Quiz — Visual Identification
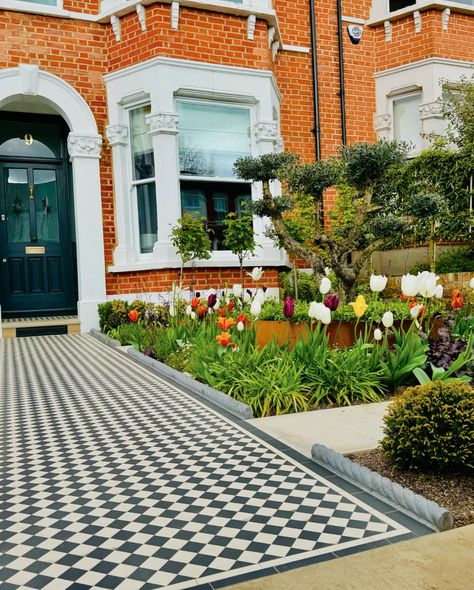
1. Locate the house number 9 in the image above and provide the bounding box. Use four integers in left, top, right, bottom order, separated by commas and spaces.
24, 134, 33, 145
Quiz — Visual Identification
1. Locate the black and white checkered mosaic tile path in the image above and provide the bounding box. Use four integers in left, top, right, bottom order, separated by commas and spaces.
1, 335, 429, 590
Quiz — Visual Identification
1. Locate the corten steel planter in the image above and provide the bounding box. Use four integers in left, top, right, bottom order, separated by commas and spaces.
255, 317, 444, 349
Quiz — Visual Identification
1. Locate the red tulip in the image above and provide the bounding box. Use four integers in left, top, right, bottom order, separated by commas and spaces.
128, 309, 139, 323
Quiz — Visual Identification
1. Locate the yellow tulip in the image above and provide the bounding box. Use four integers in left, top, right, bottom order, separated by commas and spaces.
350, 295, 368, 319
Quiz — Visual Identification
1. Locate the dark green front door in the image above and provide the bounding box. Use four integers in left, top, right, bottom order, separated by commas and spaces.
0, 160, 76, 317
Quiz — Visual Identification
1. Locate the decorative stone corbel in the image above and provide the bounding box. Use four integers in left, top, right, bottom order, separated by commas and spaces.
414, 10, 421, 33
247, 15, 256, 40
268, 26, 275, 47
374, 113, 392, 132
271, 40, 279, 62
105, 124, 129, 147
419, 102, 443, 120
254, 121, 278, 144
136, 4, 146, 32
384, 20, 392, 42
67, 134, 103, 159
146, 112, 179, 135
171, 1, 179, 30
111, 15, 121, 42
442, 8, 450, 31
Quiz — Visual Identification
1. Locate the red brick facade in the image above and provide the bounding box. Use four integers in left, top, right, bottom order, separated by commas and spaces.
1, 1, 473, 299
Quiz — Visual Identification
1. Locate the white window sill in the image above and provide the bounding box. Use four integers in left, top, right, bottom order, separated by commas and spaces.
108, 251, 287, 273
368, 1, 474, 26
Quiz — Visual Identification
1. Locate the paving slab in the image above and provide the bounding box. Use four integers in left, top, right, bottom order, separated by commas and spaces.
250, 402, 391, 457
226, 524, 474, 590
1, 335, 428, 590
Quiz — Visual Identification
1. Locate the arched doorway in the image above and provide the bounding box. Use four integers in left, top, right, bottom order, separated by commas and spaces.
0, 111, 77, 317
0, 65, 106, 332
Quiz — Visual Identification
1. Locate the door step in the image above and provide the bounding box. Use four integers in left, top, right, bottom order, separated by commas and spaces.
1, 316, 80, 338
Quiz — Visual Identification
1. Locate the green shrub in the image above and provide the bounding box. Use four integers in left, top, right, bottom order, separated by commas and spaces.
382, 381, 474, 473
436, 247, 474, 274
110, 323, 160, 352
279, 270, 318, 302
165, 343, 194, 372
98, 299, 129, 332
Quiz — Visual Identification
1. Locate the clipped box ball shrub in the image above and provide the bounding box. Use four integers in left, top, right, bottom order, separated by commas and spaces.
382, 381, 474, 473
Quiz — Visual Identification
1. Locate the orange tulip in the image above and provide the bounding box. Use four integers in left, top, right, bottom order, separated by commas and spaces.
191, 297, 200, 310
216, 332, 232, 347
409, 300, 426, 318
217, 317, 235, 331
451, 289, 464, 310
236, 313, 250, 325
197, 305, 207, 318
128, 309, 139, 323
217, 307, 227, 317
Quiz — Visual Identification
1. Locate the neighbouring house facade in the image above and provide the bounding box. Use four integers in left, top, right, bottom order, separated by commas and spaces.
0, 0, 473, 332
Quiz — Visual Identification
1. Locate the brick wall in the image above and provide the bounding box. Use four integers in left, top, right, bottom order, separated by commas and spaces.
2, 2, 474, 297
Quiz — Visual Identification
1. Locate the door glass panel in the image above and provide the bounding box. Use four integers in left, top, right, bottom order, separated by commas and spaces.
34, 169, 60, 242
0, 120, 62, 159
5, 168, 30, 243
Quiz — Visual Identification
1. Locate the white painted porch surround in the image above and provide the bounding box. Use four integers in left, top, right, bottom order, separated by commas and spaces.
0, 65, 106, 334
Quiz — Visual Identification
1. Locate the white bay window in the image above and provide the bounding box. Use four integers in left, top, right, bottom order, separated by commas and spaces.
392, 93, 422, 154
105, 56, 284, 272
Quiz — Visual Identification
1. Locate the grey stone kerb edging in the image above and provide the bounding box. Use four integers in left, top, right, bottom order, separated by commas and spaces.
89, 329, 253, 420
311, 443, 453, 532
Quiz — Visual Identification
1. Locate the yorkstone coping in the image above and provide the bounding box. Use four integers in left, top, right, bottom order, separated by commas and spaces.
311, 443, 453, 532
89, 328, 122, 348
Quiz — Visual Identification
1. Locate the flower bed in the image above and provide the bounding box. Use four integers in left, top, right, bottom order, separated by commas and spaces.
98, 270, 474, 419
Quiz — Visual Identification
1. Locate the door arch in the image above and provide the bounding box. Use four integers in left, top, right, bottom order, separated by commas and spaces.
0, 65, 106, 332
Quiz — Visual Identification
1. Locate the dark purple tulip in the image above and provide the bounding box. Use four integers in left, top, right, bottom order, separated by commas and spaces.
283, 296, 295, 319
207, 293, 217, 308
324, 294, 340, 311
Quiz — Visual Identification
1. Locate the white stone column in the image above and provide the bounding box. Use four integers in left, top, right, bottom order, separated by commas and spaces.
146, 112, 181, 266
67, 133, 107, 332
105, 124, 136, 266
253, 121, 286, 264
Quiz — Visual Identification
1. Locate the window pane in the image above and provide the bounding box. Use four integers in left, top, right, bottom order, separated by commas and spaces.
34, 169, 59, 243
393, 94, 422, 152
180, 181, 251, 251
6, 169, 30, 244
389, 0, 416, 11
22, 0, 57, 5
130, 105, 154, 180
177, 102, 251, 178
137, 182, 157, 253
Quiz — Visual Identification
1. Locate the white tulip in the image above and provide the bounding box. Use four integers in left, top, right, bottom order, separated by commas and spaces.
250, 299, 261, 317
243, 291, 251, 303
410, 304, 423, 319
434, 284, 444, 299
190, 311, 196, 320
417, 271, 438, 298
233, 284, 243, 298
401, 274, 419, 297
324, 267, 331, 277
373, 328, 383, 341
255, 288, 266, 305
237, 321, 245, 332
319, 305, 332, 325
319, 277, 332, 295
381, 311, 394, 328
208, 307, 213, 315
249, 267, 264, 282
308, 301, 319, 320
185, 305, 192, 316
370, 274, 388, 293
469, 277, 474, 289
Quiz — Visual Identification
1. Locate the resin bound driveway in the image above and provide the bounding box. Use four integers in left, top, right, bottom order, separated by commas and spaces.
1, 334, 433, 590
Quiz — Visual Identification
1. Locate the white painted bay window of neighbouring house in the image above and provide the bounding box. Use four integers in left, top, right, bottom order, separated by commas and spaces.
177, 100, 253, 251
129, 104, 158, 254
393, 93, 422, 154
21, 0, 58, 4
